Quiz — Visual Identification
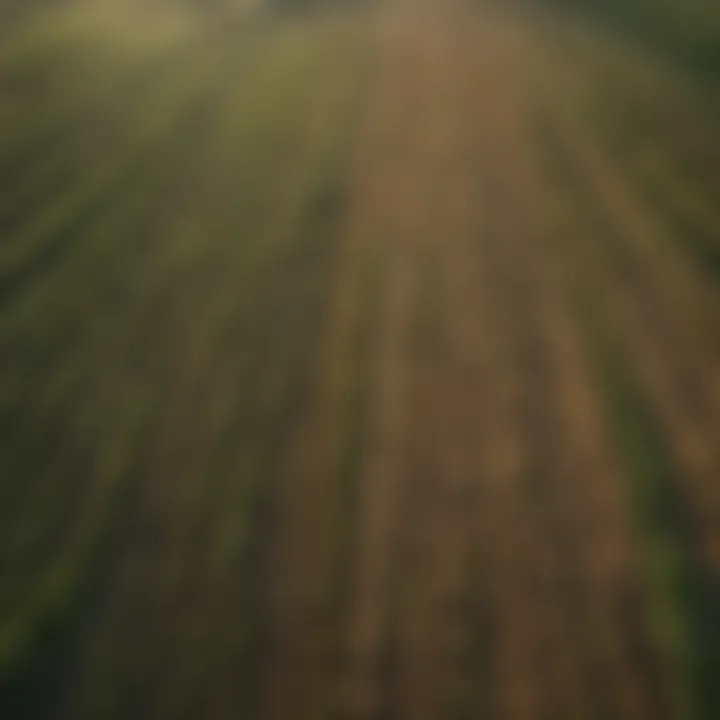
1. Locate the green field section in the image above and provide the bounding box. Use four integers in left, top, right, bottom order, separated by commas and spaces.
0, 5, 368, 717
545, 0, 720, 77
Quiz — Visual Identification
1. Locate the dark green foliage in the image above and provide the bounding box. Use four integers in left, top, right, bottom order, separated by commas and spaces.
547, 0, 720, 79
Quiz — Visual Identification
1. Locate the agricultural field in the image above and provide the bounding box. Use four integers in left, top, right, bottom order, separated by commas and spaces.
0, 0, 719, 718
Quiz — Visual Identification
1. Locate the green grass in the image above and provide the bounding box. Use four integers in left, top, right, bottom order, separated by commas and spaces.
536, 113, 720, 720
0, 4, 369, 716
546, 0, 720, 80
565, 51, 720, 280
581, 294, 720, 720
538, 0, 720, 281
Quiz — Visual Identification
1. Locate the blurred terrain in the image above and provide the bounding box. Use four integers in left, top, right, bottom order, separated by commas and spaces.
1, 0, 719, 718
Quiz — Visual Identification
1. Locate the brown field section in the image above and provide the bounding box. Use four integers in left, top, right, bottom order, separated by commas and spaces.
263, 2, 720, 719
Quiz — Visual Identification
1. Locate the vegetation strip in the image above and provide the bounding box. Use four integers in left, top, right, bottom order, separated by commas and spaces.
537, 110, 720, 720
